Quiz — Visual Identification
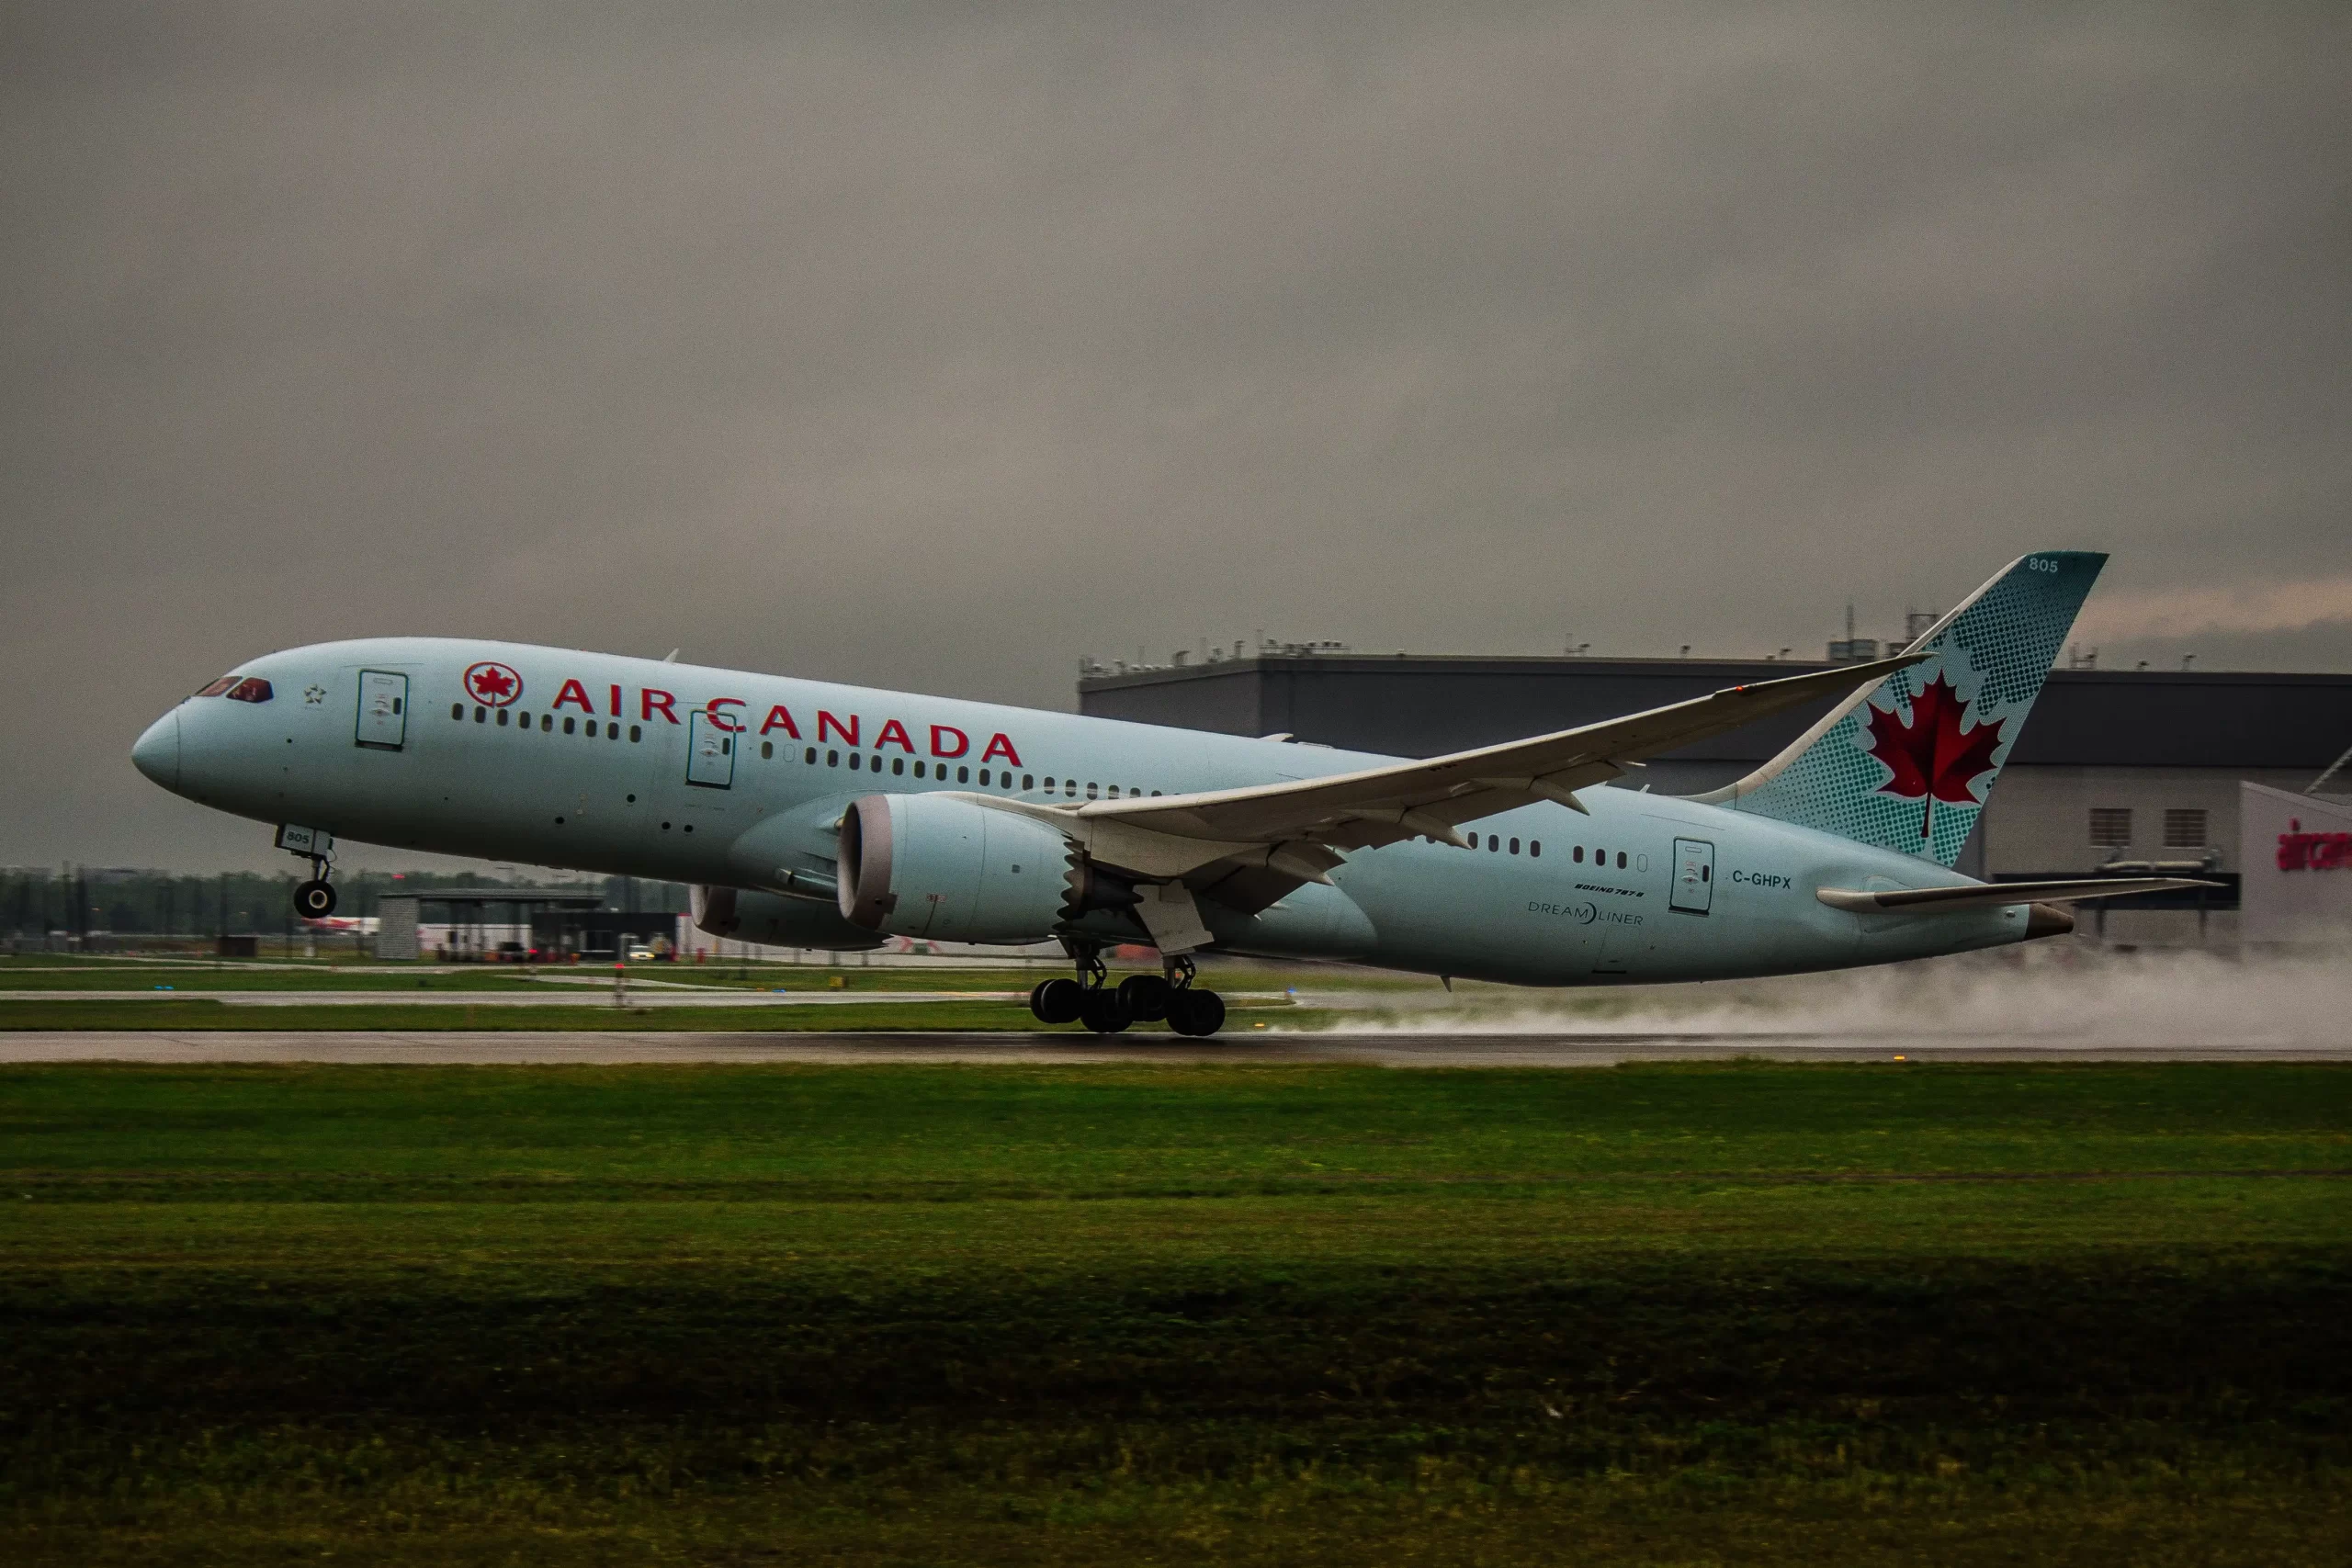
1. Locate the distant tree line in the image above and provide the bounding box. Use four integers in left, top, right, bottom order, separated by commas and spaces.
0, 867, 690, 938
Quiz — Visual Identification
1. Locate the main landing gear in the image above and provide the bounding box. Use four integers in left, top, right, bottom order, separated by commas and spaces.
1028, 944, 1227, 1037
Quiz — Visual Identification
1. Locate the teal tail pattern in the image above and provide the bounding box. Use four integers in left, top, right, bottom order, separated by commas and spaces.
1693, 551, 2107, 867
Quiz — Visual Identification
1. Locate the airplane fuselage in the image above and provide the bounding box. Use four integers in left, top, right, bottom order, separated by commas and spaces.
133, 637, 2026, 984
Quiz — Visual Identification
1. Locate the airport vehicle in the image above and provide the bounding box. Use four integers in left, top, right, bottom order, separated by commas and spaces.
131, 551, 2203, 1034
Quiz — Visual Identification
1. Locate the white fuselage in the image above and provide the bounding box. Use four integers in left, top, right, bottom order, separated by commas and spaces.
132, 637, 2026, 983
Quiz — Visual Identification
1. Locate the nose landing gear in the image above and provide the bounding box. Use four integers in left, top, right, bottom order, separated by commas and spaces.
1026, 942, 1226, 1036
275, 824, 338, 919
293, 874, 337, 919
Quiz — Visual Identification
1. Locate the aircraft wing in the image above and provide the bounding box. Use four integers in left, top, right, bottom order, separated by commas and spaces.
1033, 653, 1925, 908
1815, 876, 2220, 914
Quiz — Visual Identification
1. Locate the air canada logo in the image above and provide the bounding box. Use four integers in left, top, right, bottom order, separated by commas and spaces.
463, 661, 523, 707
1860, 673, 2006, 841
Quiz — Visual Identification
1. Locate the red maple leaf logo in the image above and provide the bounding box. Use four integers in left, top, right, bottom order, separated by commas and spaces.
1861, 673, 2005, 841
464, 661, 521, 705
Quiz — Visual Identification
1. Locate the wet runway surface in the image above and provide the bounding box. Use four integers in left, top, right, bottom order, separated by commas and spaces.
3, 1030, 2347, 1065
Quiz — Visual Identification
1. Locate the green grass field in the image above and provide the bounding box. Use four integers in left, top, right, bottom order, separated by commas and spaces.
3, 1061, 2347, 1565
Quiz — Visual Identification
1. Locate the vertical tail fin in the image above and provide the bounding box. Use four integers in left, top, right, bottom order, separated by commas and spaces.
1692, 550, 2106, 866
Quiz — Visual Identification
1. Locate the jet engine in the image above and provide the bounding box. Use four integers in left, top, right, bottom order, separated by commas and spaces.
837, 792, 1076, 943
692, 884, 885, 951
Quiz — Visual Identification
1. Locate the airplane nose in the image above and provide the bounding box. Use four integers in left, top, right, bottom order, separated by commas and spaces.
132, 709, 181, 792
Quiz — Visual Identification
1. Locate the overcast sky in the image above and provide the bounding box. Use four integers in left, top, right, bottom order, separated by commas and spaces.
5, 3, 2348, 872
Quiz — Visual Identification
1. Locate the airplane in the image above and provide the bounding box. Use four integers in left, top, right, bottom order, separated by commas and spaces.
130, 550, 2208, 1036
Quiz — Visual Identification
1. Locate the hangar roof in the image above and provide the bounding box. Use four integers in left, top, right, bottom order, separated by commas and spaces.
1077, 655, 2352, 771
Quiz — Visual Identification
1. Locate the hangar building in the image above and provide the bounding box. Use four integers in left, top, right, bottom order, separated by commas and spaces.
1078, 648, 2352, 947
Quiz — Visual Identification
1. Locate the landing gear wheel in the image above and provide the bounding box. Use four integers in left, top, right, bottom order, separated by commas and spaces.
1079, 988, 1134, 1034
1117, 974, 1172, 1022
1031, 976, 1085, 1024
293, 879, 336, 919
1166, 988, 1226, 1038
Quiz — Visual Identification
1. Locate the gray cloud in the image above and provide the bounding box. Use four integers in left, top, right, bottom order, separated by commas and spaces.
4, 2, 2347, 869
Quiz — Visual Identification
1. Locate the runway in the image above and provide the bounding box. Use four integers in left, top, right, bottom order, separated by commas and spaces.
2, 1030, 2347, 1065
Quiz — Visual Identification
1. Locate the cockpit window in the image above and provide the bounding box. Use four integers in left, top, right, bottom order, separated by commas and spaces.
223, 677, 274, 704
195, 676, 239, 697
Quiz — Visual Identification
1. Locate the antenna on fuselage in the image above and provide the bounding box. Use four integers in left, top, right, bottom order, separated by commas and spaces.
662, 649, 680, 662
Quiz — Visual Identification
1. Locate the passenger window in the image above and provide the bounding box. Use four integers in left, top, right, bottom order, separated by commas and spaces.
1065, 780, 1077, 797
806, 748, 818, 764
892, 758, 904, 775
1616, 851, 1626, 869
1510, 838, 1519, 855
1487, 834, 1498, 852
1529, 840, 1540, 858
608, 722, 620, 739
957, 766, 970, 783
913, 760, 925, 778
452, 703, 465, 720
827, 750, 839, 766
761, 740, 774, 760
849, 753, 862, 771
497, 709, 509, 727
1023, 774, 1035, 790
563, 716, 576, 734
978, 769, 991, 785
1573, 846, 1583, 863
474, 707, 486, 723
1107, 784, 1119, 799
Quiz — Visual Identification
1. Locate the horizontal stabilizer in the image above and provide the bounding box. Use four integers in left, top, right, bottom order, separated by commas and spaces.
1816, 877, 2220, 915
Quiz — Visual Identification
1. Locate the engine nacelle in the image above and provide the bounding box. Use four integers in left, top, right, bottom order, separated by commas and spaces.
692, 885, 885, 951
837, 793, 1074, 943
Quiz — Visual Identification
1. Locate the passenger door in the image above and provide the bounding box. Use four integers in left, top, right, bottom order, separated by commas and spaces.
1669, 838, 1714, 914
685, 709, 736, 789
355, 671, 408, 750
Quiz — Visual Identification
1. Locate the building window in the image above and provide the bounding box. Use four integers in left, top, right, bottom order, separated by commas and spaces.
2089, 807, 2132, 848
2163, 808, 2208, 849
